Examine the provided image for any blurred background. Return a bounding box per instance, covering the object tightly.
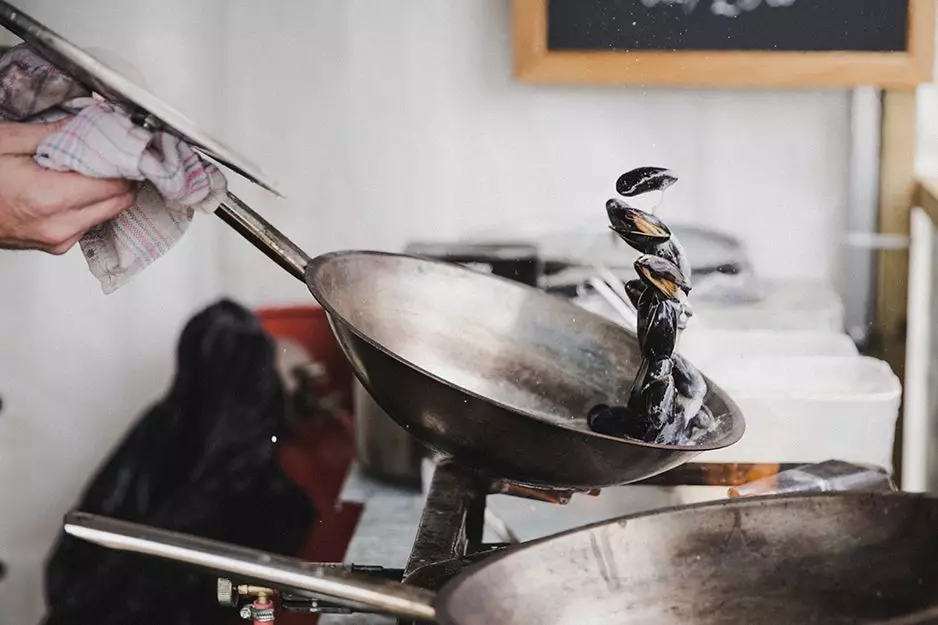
[1,1,938,623]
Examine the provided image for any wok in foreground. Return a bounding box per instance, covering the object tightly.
[439,492,938,624]
[64,493,938,624]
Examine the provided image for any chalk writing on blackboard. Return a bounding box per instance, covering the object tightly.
[639,0,797,18]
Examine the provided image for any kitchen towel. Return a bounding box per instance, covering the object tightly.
[0,43,227,294]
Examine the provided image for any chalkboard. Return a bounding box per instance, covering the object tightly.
[548,0,908,53]
[512,0,935,87]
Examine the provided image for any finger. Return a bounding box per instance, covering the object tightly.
[35,192,136,252]
[68,191,137,233]
[17,159,135,211]
[46,233,84,256]
[0,119,71,155]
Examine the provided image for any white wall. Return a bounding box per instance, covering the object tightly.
[213,0,851,306]
[0,1,904,622]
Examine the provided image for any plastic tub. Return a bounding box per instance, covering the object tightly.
[679,329,859,363]
[695,356,901,470]
[689,279,845,332]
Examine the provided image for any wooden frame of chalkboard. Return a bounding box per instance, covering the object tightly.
[513,0,936,88]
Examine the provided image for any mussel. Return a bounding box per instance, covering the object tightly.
[606,198,671,252]
[616,166,678,197]
[587,403,655,441]
[636,288,678,360]
[624,278,644,309]
[635,254,689,301]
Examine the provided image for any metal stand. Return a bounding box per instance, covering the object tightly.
[260,460,597,622]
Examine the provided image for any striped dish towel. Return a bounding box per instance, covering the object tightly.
[0,44,227,294]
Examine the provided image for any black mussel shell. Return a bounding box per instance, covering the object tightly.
[586,404,628,436]
[587,404,617,434]
[672,353,707,400]
[635,254,690,301]
[586,404,627,436]
[624,279,645,309]
[646,356,673,382]
[606,198,670,252]
[616,167,678,197]
[587,404,654,440]
[636,291,677,360]
[642,377,676,429]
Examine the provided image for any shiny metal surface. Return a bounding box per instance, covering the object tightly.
[438,492,938,625]
[66,494,938,624]
[216,192,309,280]
[63,512,437,622]
[0,1,281,196]
[306,250,744,489]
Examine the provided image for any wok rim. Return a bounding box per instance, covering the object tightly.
[305,249,745,453]
[433,490,938,624]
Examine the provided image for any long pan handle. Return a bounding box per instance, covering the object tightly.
[215,191,311,282]
[63,512,437,622]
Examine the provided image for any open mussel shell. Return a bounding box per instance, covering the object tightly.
[616,166,678,197]
[635,254,689,301]
[606,198,670,252]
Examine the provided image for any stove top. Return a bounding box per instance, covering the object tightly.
[218,459,820,623]
[273,461,597,624]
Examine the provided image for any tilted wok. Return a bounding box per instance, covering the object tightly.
[65,492,938,624]
[302,247,743,489]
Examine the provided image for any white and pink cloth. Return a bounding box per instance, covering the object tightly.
[0,44,227,293]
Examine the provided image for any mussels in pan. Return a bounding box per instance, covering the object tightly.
[588,168,716,446]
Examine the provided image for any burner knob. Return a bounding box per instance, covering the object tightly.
[217,578,237,607]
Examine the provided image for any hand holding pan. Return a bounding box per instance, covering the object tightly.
[65,492,938,623]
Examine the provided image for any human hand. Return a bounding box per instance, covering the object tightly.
[0,120,135,255]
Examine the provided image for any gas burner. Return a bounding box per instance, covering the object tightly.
[225,461,599,623]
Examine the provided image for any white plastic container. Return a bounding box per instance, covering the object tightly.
[678,329,859,363]
[689,279,845,332]
[696,356,901,470]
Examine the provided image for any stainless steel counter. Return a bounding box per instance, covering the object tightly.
[319,463,727,624]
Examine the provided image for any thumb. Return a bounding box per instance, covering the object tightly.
[0,118,71,155]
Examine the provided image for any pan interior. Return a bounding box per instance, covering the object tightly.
[438,494,938,625]
[308,252,738,446]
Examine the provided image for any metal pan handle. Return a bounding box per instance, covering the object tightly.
[215,192,311,282]
[63,512,437,622]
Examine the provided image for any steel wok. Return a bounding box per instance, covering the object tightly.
[65,492,938,624]
[216,194,744,489]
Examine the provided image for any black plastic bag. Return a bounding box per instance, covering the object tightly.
[41,299,317,625]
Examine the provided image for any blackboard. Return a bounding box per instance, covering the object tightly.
[512,0,935,87]
[548,0,908,53]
